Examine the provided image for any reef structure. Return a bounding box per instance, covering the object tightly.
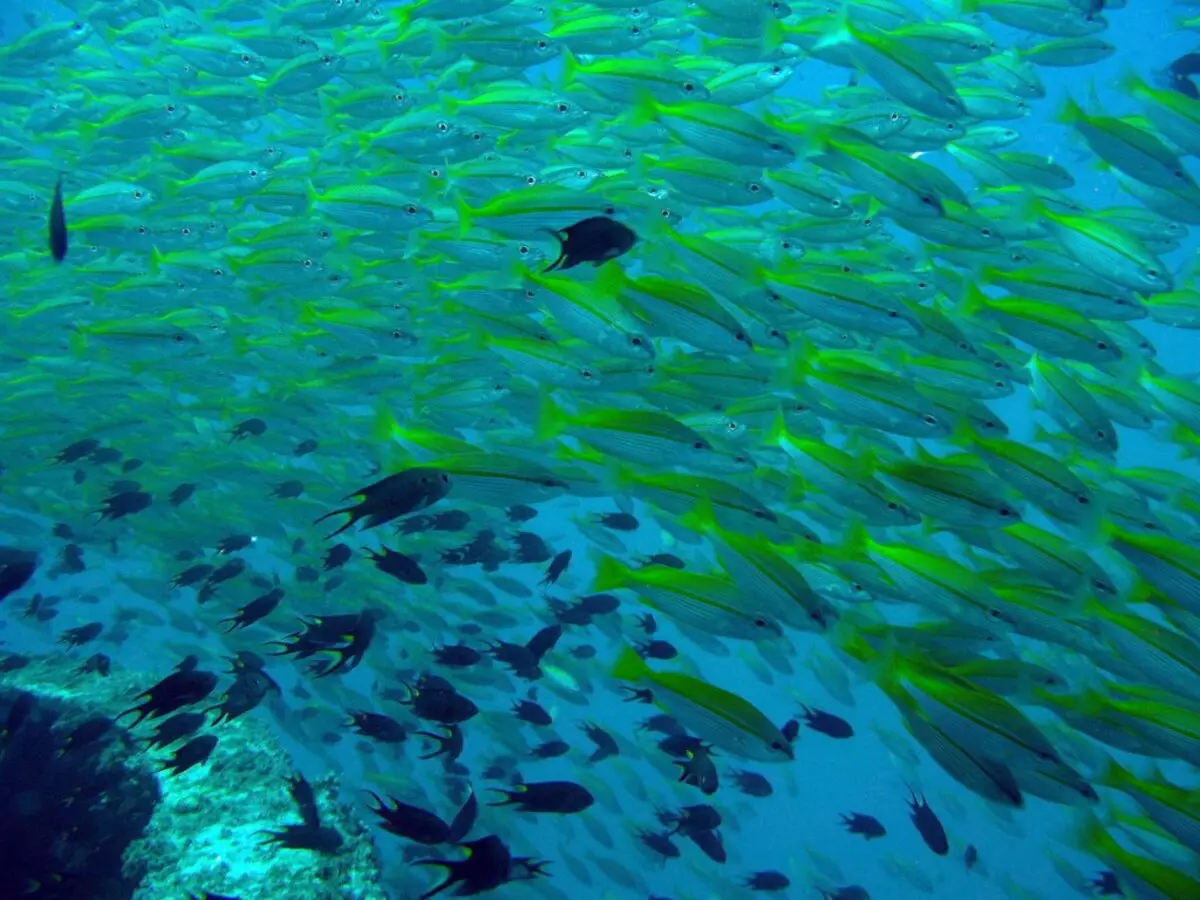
[0,651,388,900]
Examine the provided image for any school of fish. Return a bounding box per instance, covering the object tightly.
[3,0,1200,898]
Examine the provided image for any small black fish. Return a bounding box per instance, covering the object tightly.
[512,700,552,726]
[49,173,68,263]
[840,812,886,840]
[801,705,854,739]
[169,483,198,506]
[221,588,283,631]
[540,550,572,588]
[315,467,452,539]
[142,711,207,750]
[745,871,790,892]
[541,215,637,271]
[636,639,677,660]
[119,664,219,726]
[229,418,267,441]
[581,722,619,763]
[675,746,719,796]
[160,734,218,775]
[348,710,408,744]
[0,547,38,603]
[415,835,542,900]
[367,546,428,585]
[530,739,569,759]
[58,621,103,647]
[907,788,949,856]
[489,780,594,814]
[433,643,481,667]
[730,770,773,798]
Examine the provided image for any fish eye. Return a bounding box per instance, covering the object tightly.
[770,740,785,751]
[1096,341,1108,350]
[753,616,769,627]
[576,170,586,178]
[441,473,450,483]
[734,331,747,342]
[138,225,148,234]
[303,258,313,268]
[887,501,898,510]
[692,441,706,450]
[526,175,537,185]
[863,217,873,225]
[1077,495,1089,504]
[395,92,405,101]
[660,208,672,217]
[524,289,536,299]
[994,380,1005,388]
[472,132,483,141]
[683,81,695,92]
[630,26,640,35]
[72,21,84,30]
[249,169,259,177]
[1095,429,1107,439]
[970,43,979,50]
[749,182,761,193]
[436,121,449,132]
[392,330,405,339]
[212,268,224,277]
[922,414,938,425]
[769,142,786,152]
[981,228,992,236]
[1148,268,1159,278]
[405,205,418,214]
[430,167,442,178]
[241,54,251,63]
[727,421,739,431]
[890,112,900,121]
[173,333,185,342]
[887,310,898,317]
[631,336,644,346]
[556,103,569,113]
[921,195,936,205]
[918,281,928,288]
[536,39,548,48]
[987,607,1005,619]
[604,206,616,215]
[983,419,997,429]
[581,369,594,379]
[998,507,1013,517]
[518,245,530,255]
[772,65,783,74]
[322,55,334,64]
[181,226,192,236]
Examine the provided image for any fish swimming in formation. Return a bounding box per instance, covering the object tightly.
[1,2,1199,899]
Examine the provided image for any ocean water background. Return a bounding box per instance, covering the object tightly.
[2,0,1199,898]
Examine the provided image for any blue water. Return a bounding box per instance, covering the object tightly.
[3,1,1200,898]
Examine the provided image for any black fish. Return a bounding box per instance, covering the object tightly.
[414,835,546,900]
[907,788,950,856]
[433,643,481,667]
[367,546,428,585]
[512,699,552,726]
[119,665,219,726]
[348,710,408,744]
[489,780,594,814]
[730,770,773,798]
[160,734,218,775]
[801,705,854,739]
[0,547,38,603]
[368,790,475,844]
[840,812,886,840]
[315,467,452,539]
[541,215,637,271]
[675,746,719,795]
[745,871,790,892]
[142,711,207,750]
[58,621,102,647]
[49,174,68,263]
[220,588,283,631]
